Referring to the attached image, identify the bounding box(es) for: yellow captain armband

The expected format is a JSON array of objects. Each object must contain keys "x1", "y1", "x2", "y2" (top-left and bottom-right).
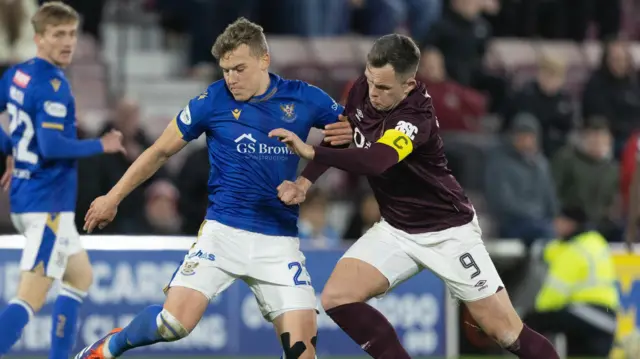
[{"x1": 377, "y1": 129, "x2": 414, "y2": 161}]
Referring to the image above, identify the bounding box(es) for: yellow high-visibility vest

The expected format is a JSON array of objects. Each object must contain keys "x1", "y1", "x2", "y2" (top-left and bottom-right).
[{"x1": 535, "y1": 231, "x2": 619, "y2": 312}]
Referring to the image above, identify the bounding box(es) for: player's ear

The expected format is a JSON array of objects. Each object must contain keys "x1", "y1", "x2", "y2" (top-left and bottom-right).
[
  {"x1": 260, "y1": 53, "x2": 270, "y2": 71},
  {"x1": 404, "y1": 77, "x2": 417, "y2": 95}
]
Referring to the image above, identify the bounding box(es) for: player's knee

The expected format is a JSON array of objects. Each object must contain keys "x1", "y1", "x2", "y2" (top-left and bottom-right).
[
  {"x1": 321, "y1": 287, "x2": 360, "y2": 311},
  {"x1": 63, "y1": 266, "x2": 93, "y2": 292},
  {"x1": 63, "y1": 252, "x2": 94, "y2": 291},
  {"x1": 280, "y1": 332, "x2": 317, "y2": 359},
  {"x1": 491, "y1": 328, "x2": 522, "y2": 348},
  {"x1": 16, "y1": 272, "x2": 53, "y2": 312},
  {"x1": 156, "y1": 308, "x2": 191, "y2": 342}
]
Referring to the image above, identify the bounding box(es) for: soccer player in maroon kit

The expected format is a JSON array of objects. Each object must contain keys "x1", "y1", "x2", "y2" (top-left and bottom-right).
[{"x1": 269, "y1": 34, "x2": 560, "y2": 359}]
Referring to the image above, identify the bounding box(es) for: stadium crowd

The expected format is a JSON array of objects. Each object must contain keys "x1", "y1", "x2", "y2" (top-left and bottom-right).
[{"x1": 0, "y1": 0, "x2": 638, "y2": 250}]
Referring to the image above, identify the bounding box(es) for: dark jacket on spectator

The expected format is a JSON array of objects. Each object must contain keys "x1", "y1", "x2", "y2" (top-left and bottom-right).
[
  {"x1": 485, "y1": 138, "x2": 558, "y2": 224},
  {"x1": 423, "y1": 8, "x2": 491, "y2": 86},
  {"x1": 76, "y1": 124, "x2": 168, "y2": 234},
  {"x1": 176, "y1": 146, "x2": 209, "y2": 235},
  {"x1": 582, "y1": 69, "x2": 640, "y2": 141},
  {"x1": 502, "y1": 81, "x2": 575, "y2": 157}
]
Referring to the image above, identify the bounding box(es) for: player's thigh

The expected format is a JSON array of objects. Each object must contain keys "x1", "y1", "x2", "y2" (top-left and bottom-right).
[
  {"x1": 406, "y1": 217, "x2": 504, "y2": 302},
  {"x1": 61, "y1": 215, "x2": 93, "y2": 292},
  {"x1": 13, "y1": 212, "x2": 75, "y2": 310},
  {"x1": 272, "y1": 309, "x2": 318, "y2": 359},
  {"x1": 464, "y1": 289, "x2": 523, "y2": 346},
  {"x1": 405, "y1": 218, "x2": 521, "y2": 344},
  {"x1": 322, "y1": 221, "x2": 419, "y2": 309},
  {"x1": 165, "y1": 258, "x2": 237, "y2": 331}
]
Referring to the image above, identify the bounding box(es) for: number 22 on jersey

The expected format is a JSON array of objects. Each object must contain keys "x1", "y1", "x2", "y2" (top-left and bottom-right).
[{"x1": 6, "y1": 103, "x2": 38, "y2": 165}]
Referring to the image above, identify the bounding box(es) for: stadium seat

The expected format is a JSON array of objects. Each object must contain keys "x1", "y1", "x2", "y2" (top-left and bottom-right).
[{"x1": 267, "y1": 37, "x2": 312, "y2": 72}]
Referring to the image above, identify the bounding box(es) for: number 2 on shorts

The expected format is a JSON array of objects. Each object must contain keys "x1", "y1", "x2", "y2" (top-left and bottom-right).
[
  {"x1": 459, "y1": 253, "x2": 481, "y2": 279},
  {"x1": 288, "y1": 261, "x2": 309, "y2": 286}
]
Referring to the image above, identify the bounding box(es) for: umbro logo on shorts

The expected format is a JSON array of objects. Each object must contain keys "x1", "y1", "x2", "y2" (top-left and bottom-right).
[{"x1": 474, "y1": 280, "x2": 488, "y2": 291}]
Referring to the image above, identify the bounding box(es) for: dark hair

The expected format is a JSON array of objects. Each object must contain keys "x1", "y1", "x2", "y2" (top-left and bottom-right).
[
  {"x1": 211, "y1": 17, "x2": 268, "y2": 60},
  {"x1": 582, "y1": 116, "x2": 610, "y2": 132},
  {"x1": 367, "y1": 34, "x2": 420, "y2": 79}
]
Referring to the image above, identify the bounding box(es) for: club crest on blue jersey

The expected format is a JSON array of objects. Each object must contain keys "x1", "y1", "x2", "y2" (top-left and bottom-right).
[{"x1": 279, "y1": 103, "x2": 297, "y2": 123}]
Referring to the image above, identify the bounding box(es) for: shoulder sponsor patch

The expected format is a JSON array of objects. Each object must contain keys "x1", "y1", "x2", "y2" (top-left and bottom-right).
[
  {"x1": 179, "y1": 105, "x2": 192, "y2": 125},
  {"x1": 44, "y1": 101, "x2": 67, "y2": 118},
  {"x1": 394, "y1": 120, "x2": 419, "y2": 140},
  {"x1": 12, "y1": 70, "x2": 31, "y2": 88}
]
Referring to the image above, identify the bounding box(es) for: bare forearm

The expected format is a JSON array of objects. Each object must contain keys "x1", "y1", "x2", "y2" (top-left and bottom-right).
[{"x1": 108, "y1": 147, "x2": 169, "y2": 203}]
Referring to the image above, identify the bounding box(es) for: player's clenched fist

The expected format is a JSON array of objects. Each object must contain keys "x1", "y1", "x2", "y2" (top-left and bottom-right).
[
  {"x1": 83, "y1": 194, "x2": 119, "y2": 233},
  {"x1": 277, "y1": 180, "x2": 306, "y2": 205},
  {"x1": 268, "y1": 128, "x2": 315, "y2": 160},
  {"x1": 100, "y1": 129, "x2": 126, "y2": 154}
]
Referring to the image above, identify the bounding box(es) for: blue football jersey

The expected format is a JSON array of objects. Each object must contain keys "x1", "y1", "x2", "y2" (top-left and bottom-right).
[
  {"x1": 175, "y1": 73, "x2": 343, "y2": 237},
  {"x1": 0, "y1": 58, "x2": 102, "y2": 213}
]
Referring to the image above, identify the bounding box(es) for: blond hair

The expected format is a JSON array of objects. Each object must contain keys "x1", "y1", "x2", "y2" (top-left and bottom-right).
[
  {"x1": 31, "y1": 1, "x2": 79, "y2": 35},
  {"x1": 211, "y1": 17, "x2": 268, "y2": 60}
]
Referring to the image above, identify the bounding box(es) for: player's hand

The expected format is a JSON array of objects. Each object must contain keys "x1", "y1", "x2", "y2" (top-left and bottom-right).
[
  {"x1": 268, "y1": 128, "x2": 315, "y2": 160},
  {"x1": 277, "y1": 180, "x2": 306, "y2": 205},
  {"x1": 100, "y1": 130, "x2": 126, "y2": 155},
  {"x1": 323, "y1": 115, "x2": 352, "y2": 146},
  {"x1": 0, "y1": 155, "x2": 13, "y2": 192},
  {"x1": 84, "y1": 195, "x2": 119, "y2": 233}
]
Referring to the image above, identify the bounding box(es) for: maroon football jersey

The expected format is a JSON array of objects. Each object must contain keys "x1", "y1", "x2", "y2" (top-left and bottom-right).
[{"x1": 345, "y1": 75, "x2": 474, "y2": 233}]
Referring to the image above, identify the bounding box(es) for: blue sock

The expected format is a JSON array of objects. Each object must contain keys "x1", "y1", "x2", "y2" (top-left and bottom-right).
[
  {"x1": 0, "y1": 299, "x2": 34, "y2": 355},
  {"x1": 49, "y1": 284, "x2": 87, "y2": 359},
  {"x1": 107, "y1": 305, "x2": 166, "y2": 357}
]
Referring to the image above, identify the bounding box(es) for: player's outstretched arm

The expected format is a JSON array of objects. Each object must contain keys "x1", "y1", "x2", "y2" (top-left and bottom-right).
[
  {"x1": 270, "y1": 128, "x2": 402, "y2": 176},
  {"x1": 83, "y1": 120, "x2": 187, "y2": 233}
]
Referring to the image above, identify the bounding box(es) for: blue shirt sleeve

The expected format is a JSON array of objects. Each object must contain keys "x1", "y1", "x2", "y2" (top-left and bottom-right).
[
  {"x1": 175, "y1": 92, "x2": 212, "y2": 142},
  {"x1": 304, "y1": 83, "x2": 344, "y2": 128},
  {"x1": 34, "y1": 83, "x2": 103, "y2": 159}
]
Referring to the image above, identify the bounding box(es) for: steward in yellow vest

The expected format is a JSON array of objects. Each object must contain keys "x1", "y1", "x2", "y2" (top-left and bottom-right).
[{"x1": 524, "y1": 207, "x2": 619, "y2": 357}]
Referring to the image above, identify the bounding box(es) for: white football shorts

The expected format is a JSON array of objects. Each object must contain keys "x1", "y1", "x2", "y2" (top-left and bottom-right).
[
  {"x1": 343, "y1": 215, "x2": 504, "y2": 302},
  {"x1": 11, "y1": 212, "x2": 83, "y2": 280},
  {"x1": 167, "y1": 220, "x2": 317, "y2": 321}
]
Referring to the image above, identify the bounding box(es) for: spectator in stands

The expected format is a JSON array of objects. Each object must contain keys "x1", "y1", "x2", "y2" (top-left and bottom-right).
[
  {"x1": 343, "y1": 192, "x2": 381, "y2": 241},
  {"x1": 582, "y1": 37, "x2": 640, "y2": 156},
  {"x1": 176, "y1": 146, "x2": 209, "y2": 235},
  {"x1": 485, "y1": 113, "x2": 558, "y2": 245},
  {"x1": 418, "y1": 47, "x2": 486, "y2": 132},
  {"x1": 563, "y1": 0, "x2": 620, "y2": 42},
  {"x1": 298, "y1": 189, "x2": 340, "y2": 248},
  {"x1": 424, "y1": 0, "x2": 506, "y2": 112},
  {"x1": 501, "y1": 54, "x2": 575, "y2": 158},
  {"x1": 77, "y1": 98, "x2": 168, "y2": 234},
  {"x1": 551, "y1": 118, "x2": 621, "y2": 239},
  {"x1": 352, "y1": 0, "x2": 443, "y2": 40},
  {"x1": 0, "y1": 0, "x2": 37, "y2": 76},
  {"x1": 140, "y1": 180, "x2": 183, "y2": 235}
]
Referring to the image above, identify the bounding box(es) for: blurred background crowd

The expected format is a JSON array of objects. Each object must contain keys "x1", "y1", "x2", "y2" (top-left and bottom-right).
[{"x1": 0, "y1": 0, "x2": 639, "y2": 250}]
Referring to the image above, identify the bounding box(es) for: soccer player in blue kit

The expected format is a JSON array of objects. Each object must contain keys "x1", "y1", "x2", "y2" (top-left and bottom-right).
[
  {"x1": 77, "y1": 18, "x2": 352, "y2": 359},
  {"x1": 0, "y1": 2, "x2": 125, "y2": 359}
]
